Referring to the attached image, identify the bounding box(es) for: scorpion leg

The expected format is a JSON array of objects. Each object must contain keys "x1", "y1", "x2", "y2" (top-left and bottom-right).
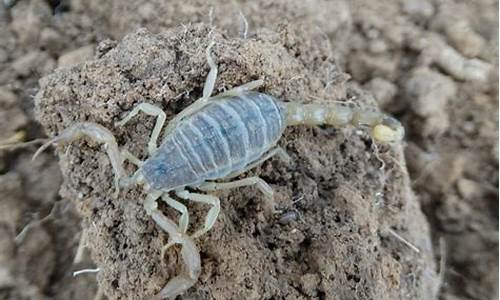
[
  {"x1": 175, "y1": 190, "x2": 220, "y2": 239},
  {"x1": 144, "y1": 191, "x2": 201, "y2": 299},
  {"x1": 115, "y1": 103, "x2": 166, "y2": 155},
  {"x1": 121, "y1": 149, "x2": 143, "y2": 166},
  {"x1": 33, "y1": 122, "x2": 125, "y2": 197},
  {"x1": 202, "y1": 41, "x2": 218, "y2": 100},
  {"x1": 164, "y1": 42, "x2": 218, "y2": 134},
  {"x1": 216, "y1": 79, "x2": 264, "y2": 98},
  {"x1": 161, "y1": 194, "x2": 190, "y2": 234},
  {"x1": 198, "y1": 177, "x2": 276, "y2": 213},
  {"x1": 118, "y1": 149, "x2": 146, "y2": 188},
  {"x1": 165, "y1": 43, "x2": 262, "y2": 135}
]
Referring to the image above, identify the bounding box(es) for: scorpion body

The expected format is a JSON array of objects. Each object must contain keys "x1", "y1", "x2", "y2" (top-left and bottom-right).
[
  {"x1": 143, "y1": 91, "x2": 405, "y2": 193},
  {"x1": 33, "y1": 43, "x2": 404, "y2": 299},
  {"x1": 142, "y1": 92, "x2": 287, "y2": 191}
]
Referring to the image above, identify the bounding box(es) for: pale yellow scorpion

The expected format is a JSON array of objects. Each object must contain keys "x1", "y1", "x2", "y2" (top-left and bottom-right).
[{"x1": 34, "y1": 42, "x2": 404, "y2": 298}]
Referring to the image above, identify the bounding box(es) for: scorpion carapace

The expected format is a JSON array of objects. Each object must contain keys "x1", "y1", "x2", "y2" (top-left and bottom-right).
[{"x1": 33, "y1": 42, "x2": 404, "y2": 299}]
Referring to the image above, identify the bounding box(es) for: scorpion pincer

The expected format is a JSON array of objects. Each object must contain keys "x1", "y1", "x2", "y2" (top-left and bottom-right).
[{"x1": 34, "y1": 42, "x2": 404, "y2": 298}]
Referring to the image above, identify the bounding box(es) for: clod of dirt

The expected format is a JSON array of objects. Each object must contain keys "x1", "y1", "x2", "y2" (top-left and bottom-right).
[
  {"x1": 39, "y1": 28, "x2": 65, "y2": 56},
  {"x1": 405, "y1": 143, "x2": 466, "y2": 196},
  {"x1": 16, "y1": 223, "x2": 56, "y2": 291},
  {"x1": 0, "y1": 223, "x2": 16, "y2": 293},
  {"x1": 0, "y1": 87, "x2": 28, "y2": 142},
  {"x1": 405, "y1": 68, "x2": 456, "y2": 118},
  {"x1": 430, "y1": 3, "x2": 487, "y2": 58},
  {"x1": 401, "y1": 0, "x2": 435, "y2": 20},
  {"x1": 35, "y1": 24, "x2": 438, "y2": 299},
  {"x1": 0, "y1": 222, "x2": 15, "y2": 277},
  {"x1": 9, "y1": 0, "x2": 52, "y2": 48},
  {"x1": 363, "y1": 77, "x2": 397, "y2": 109},
  {"x1": 11, "y1": 50, "x2": 56, "y2": 78},
  {"x1": 13, "y1": 152, "x2": 62, "y2": 207},
  {"x1": 456, "y1": 178, "x2": 483, "y2": 200},
  {"x1": 444, "y1": 20, "x2": 486, "y2": 58},
  {"x1": 57, "y1": 45, "x2": 95, "y2": 68},
  {"x1": 0, "y1": 172, "x2": 25, "y2": 229},
  {"x1": 404, "y1": 67, "x2": 457, "y2": 136}
]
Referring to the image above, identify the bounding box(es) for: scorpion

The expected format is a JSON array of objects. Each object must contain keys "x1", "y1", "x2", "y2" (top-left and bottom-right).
[{"x1": 34, "y1": 42, "x2": 404, "y2": 299}]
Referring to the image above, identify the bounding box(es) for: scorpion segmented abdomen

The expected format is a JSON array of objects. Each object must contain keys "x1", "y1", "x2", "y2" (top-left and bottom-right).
[{"x1": 141, "y1": 92, "x2": 287, "y2": 191}]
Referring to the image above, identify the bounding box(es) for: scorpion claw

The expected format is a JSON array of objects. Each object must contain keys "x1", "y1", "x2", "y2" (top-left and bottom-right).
[
  {"x1": 153, "y1": 274, "x2": 198, "y2": 300},
  {"x1": 148, "y1": 206, "x2": 201, "y2": 299}
]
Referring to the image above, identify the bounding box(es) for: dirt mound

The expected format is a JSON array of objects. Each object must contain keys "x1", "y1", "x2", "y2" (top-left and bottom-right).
[{"x1": 34, "y1": 24, "x2": 437, "y2": 299}]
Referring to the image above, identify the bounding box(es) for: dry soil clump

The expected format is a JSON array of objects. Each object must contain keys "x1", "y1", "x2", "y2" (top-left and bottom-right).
[{"x1": 35, "y1": 24, "x2": 438, "y2": 299}]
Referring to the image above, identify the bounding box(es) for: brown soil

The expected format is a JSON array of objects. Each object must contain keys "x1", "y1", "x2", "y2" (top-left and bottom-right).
[{"x1": 0, "y1": 0, "x2": 497, "y2": 300}]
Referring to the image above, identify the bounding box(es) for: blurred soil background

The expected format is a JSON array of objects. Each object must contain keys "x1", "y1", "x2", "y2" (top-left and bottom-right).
[{"x1": 0, "y1": 0, "x2": 497, "y2": 299}]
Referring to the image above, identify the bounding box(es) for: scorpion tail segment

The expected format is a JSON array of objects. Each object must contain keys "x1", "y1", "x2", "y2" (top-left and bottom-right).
[
  {"x1": 150, "y1": 210, "x2": 201, "y2": 299},
  {"x1": 33, "y1": 122, "x2": 126, "y2": 196},
  {"x1": 284, "y1": 102, "x2": 404, "y2": 143}
]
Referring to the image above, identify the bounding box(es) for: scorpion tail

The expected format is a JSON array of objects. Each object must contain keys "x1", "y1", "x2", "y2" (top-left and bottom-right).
[{"x1": 284, "y1": 102, "x2": 405, "y2": 143}]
